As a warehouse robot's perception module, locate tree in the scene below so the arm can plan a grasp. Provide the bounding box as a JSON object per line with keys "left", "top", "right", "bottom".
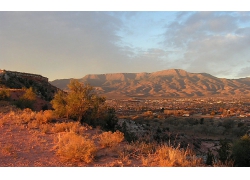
{"left": 51, "top": 79, "right": 117, "bottom": 131}
{"left": 231, "top": 134, "right": 250, "bottom": 166}
{"left": 65, "top": 79, "right": 105, "bottom": 122}
{"left": 51, "top": 90, "right": 67, "bottom": 117}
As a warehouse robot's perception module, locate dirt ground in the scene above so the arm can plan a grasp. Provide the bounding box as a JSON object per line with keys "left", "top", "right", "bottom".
{"left": 0, "top": 117, "right": 140, "bottom": 167}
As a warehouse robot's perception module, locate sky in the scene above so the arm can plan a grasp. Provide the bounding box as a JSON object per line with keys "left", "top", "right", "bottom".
{"left": 1, "top": 1, "right": 250, "bottom": 81}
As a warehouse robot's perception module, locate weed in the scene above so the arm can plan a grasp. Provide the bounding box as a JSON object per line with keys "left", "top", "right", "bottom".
{"left": 39, "top": 123, "right": 52, "bottom": 134}
{"left": 143, "top": 144, "right": 203, "bottom": 167}
{"left": 53, "top": 122, "right": 85, "bottom": 134}
{"left": 56, "top": 132, "right": 97, "bottom": 163}
{"left": 99, "top": 130, "right": 124, "bottom": 148}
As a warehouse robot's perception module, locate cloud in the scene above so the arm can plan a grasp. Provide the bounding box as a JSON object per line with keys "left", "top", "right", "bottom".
{"left": 237, "top": 66, "right": 250, "bottom": 77}
{"left": 0, "top": 12, "right": 129, "bottom": 80}
{"left": 0, "top": 12, "right": 174, "bottom": 80}
{"left": 162, "top": 12, "right": 250, "bottom": 78}
{"left": 1, "top": 11, "right": 250, "bottom": 81}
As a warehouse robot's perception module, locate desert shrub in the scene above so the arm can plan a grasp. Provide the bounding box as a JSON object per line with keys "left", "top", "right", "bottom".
{"left": 206, "top": 148, "right": 215, "bottom": 166}
{"left": 232, "top": 126, "right": 249, "bottom": 137}
{"left": 39, "top": 123, "right": 52, "bottom": 134}
{"left": 15, "top": 87, "right": 36, "bottom": 110}
{"left": 43, "top": 110, "right": 56, "bottom": 122}
{"left": 56, "top": 132, "right": 97, "bottom": 163}
{"left": 0, "top": 88, "right": 10, "bottom": 100}
{"left": 123, "top": 141, "right": 157, "bottom": 157}
{"left": 27, "top": 119, "right": 40, "bottom": 129}
{"left": 216, "top": 139, "right": 231, "bottom": 164}
{"left": 222, "top": 119, "right": 235, "bottom": 130}
{"left": 98, "top": 107, "right": 118, "bottom": 132}
{"left": 231, "top": 134, "right": 250, "bottom": 167}
{"left": 118, "top": 121, "right": 137, "bottom": 143}
{"left": 142, "top": 145, "right": 203, "bottom": 167}
{"left": 99, "top": 130, "right": 124, "bottom": 148}
{"left": 35, "top": 111, "right": 48, "bottom": 124}
{"left": 212, "top": 126, "right": 225, "bottom": 135}
{"left": 53, "top": 122, "right": 85, "bottom": 134}
{"left": 200, "top": 118, "right": 204, "bottom": 124}
{"left": 186, "top": 118, "right": 198, "bottom": 125}
{"left": 238, "top": 122, "right": 245, "bottom": 127}
{"left": 18, "top": 108, "right": 36, "bottom": 124}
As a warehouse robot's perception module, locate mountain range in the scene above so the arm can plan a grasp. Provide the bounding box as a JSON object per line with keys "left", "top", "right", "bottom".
{"left": 50, "top": 69, "right": 250, "bottom": 99}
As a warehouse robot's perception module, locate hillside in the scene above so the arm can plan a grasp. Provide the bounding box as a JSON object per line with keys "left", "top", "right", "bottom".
{"left": 50, "top": 69, "right": 250, "bottom": 99}
{"left": 0, "top": 69, "right": 60, "bottom": 110}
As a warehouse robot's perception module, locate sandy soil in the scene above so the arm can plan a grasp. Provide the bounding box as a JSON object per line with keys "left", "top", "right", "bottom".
{"left": 0, "top": 117, "right": 140, "bottom": 167}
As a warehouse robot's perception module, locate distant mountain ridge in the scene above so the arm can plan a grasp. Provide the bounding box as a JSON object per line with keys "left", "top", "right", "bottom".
{"left": 50, "top": 69, "right": 250, "bottom": 99}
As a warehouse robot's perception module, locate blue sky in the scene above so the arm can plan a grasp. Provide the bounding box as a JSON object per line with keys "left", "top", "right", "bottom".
{"left": 1, "top": 1, "right": 250, "bottom": 81}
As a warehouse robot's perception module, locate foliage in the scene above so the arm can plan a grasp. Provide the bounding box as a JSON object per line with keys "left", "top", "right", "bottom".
{"left": 144, "top": 145, "right": 203, "bottom": 167}
{"left": 205, "top": 148, "right": 215, "bottom": 166}
{"left": 56, "top": 132, "right": 97, "bottom": 163}
{"left": 99, "top": 130, "right": 124, "bottom": 148}
{"left": 51, "top": 79, "right": 118, "bottom": 131}
{"left": 0, "top": 88, "right": 10, "bottom": 100}
{"left": 53, "top": 122, "right": 86, "bottom": 134}
{"left": 118, "top": 121, "right": 138, "bottom": 143}
{"left": 15, "top": 87, "right": 36, "bottom": 110}
{"left": 216, "top": 139, "right": 231, "bottom": 164}
{"left": 231, "top": 134, "right": 250, "bottom": 167}
{"left": 98, "top": 107, "right": 118, "bottom": 132}
{"left": 51, "top": 90, "right": 67, "bottom": 117}
{"left": 200, "top": 118, "right": 204, "bottom": 124}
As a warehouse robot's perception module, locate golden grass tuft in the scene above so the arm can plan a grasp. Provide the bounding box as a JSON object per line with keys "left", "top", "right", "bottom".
{"left": 56, "top": 132, "right": 97, "bottom": 163}
{"left": 98, "top": 130, "right": 124, "bottom": 148}
{"left": 53, "top": 122, "right": 86, "bottom": 134}
{"left": 142, "top": 144, "right": 203, "bottom": 167}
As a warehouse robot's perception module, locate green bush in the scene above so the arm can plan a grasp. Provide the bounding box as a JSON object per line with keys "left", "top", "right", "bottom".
{"left": 0, "top": 88, "right": 10, "bottom": 100}
{"left": 231, "top": 135, "right": 250, "bottom": 167}
{"left": 15, "top": 87, "right": 36, "bottom": 110}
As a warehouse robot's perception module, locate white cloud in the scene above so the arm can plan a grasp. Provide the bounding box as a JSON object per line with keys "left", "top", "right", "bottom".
{"left": 161, "top": 11, "right": 250, "bottom": 78}
{"left": 237, "top": 67, "right": 250, "bottom": 77}
{"left": 1, "top": 11, "right": 250, "bottom": 80}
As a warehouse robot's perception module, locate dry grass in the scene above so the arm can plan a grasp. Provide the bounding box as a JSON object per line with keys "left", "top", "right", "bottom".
{"left": 0, "top": 114, "right": 8, "bottom": 126}
{"left": 213, "top": 160, "right": 235, "bottom": 167}
{"left": 0, "top": 107, "right": 229, "bottom": 167}
{"left": 53, "top": 122, "right": 86, "bottom": 134}
{"left": 56, "top": 132, "right": 97, "bottom": 163}
{"left": 39, "top": 123, "right": 52, "bottom": 134}
{"left": 98, "top": 130, "right": 124, "bottom": 148}
{"left": 141, "top": 144, "right": 203, "bottom": 167}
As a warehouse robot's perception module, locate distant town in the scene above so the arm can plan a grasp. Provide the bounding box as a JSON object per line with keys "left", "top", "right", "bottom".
{"left": 106, "top": 97, "right": 250, "bottom": 119}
